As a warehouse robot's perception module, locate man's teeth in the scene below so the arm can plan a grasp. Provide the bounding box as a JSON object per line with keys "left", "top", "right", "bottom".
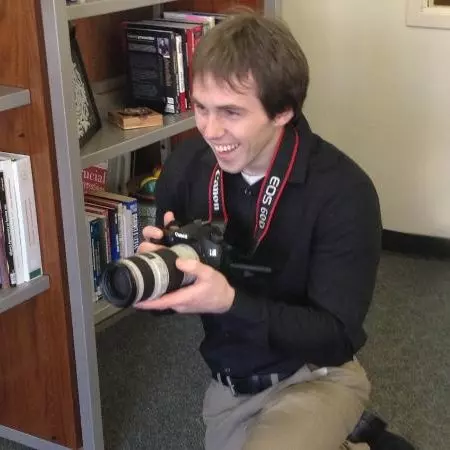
{"left": 214, "top": 144, "right": 239, "bottom": 153}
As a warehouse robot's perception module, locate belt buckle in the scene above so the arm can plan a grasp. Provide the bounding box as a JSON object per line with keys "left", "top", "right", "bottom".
{"left": 217, "top": 373, "right": 237, "bottom": 396}
{"left": 225, "top": 375, "right": 237, "bottom": 396}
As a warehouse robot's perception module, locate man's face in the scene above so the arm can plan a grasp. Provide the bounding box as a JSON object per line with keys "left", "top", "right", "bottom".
{"left": 192, "top": 73, "right": 292, "bottom": 175}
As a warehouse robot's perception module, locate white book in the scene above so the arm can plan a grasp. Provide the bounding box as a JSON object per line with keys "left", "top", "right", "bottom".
{"left": 0, "top": 153, "right": 42, "bottom": 282}
{"left": 162, "top": 11, "right": 215, "bottom": 32}
{"left": 0, "top": 158, "right": 24, "bottom": 284}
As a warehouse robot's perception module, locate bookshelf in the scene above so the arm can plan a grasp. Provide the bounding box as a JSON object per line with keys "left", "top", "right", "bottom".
{"left": 67, "top": 0, "right": 177, "bottom": 20}
{"left": 0, "top": 276, "right": 50, "bottom": 315}
{"left": 0, "top": 86, "right": 30, "bottom": 112}
{"left": 32, "top": 0, "right": 275, "bottom": 449}
{"left": 0, "top": 84, "right": 49, "bottom": 317}
{"left": 81, "top": 111, "right": 195, "bottom": 168}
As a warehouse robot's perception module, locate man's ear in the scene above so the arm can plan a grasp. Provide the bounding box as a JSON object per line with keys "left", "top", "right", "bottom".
{"left": 274, "top": 108, "right": 294, "bottom": 127}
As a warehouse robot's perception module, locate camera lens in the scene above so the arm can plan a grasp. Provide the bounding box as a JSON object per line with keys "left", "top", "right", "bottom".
{"left": 100, "top": 244, "right": 199, "bottom": 308}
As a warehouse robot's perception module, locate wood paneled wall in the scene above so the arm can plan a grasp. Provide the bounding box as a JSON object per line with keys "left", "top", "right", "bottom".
{"left": 0, "top": 0, "right": 80, "bottom": 447}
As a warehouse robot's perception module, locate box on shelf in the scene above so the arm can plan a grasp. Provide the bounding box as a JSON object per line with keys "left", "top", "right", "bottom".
{"left": 108, "top": 107, "right": 163, "bottom": 130}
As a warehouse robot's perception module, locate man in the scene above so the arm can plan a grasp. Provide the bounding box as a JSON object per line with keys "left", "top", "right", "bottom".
{"left": 136, "top": 11, "right": 411, "bottom": 450}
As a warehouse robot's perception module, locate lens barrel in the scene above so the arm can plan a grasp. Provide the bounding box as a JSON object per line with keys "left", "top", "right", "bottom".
{"left": 100, "top": 244, "right": 199, "bottom": 308}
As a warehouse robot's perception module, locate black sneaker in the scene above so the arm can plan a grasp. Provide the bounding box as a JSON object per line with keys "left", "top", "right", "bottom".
{"left": 347, "top": 411, "right": 415, "bottom": 449}
{"left": 347, "top": 410, "right": 387, "bottom": 444}
{"left": 370, "top": 430, "right": 416, "bottom": 450}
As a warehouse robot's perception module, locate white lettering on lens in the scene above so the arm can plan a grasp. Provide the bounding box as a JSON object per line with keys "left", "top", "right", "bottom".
{"left": 259, "top": 176, "right": 281, "bottom": 229}
{"left": 174, "top": 231, "right": 188, "bottom": 239}
{"left": 212, "top": 169, "right": 221, "bottom": 212}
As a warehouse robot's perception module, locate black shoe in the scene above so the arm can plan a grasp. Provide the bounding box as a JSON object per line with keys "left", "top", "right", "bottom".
{"left": 347, "top": 410, "right": 387, "bottom": 444}
{"left": 370, "top": 430, "right": 416, "bottom": 450}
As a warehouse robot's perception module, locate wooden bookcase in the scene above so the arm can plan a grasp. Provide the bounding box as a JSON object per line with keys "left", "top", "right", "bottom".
{"left": 0, "top": 0, "right": 271, "bottom": 449}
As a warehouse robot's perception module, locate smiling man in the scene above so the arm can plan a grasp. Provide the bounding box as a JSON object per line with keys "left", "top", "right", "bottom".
{"left": 135, "top": 10, "right": 400, "bottom": 450}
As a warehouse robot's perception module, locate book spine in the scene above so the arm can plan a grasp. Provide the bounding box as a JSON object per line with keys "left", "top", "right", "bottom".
{"left": 0, "top": 161, "right": 23, "bottom": 285}
{"left": 86, "top": 217, "right": 98, "bottom": 300}
{"left": 175, "top": 34, "right": 187, "bottom": 112}
{"left": 12, "top": 156, "right": 43, "bottom": 281}
{"left": 125, "top": 31, "right": 166, "bottom": 112}
{"left": 161, "top": 32, "right": 180, "bottom": 114}
{"left": 0, "top": 172, "right": 12, "bottom": 288}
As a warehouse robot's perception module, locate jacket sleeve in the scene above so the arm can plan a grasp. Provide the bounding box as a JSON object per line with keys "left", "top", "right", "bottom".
{"left": 223, "top": 179, "right": 382, "bottom": 364}
{"left": 154, "top": 138, "right": 201, "bottom": 228}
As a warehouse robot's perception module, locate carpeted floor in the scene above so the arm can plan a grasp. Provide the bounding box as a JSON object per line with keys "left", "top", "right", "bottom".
{"left": 1, "top": 251, "right": 449, "bottom": 449}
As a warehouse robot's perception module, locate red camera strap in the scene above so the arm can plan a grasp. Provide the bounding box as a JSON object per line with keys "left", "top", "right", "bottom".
{"left": 208, "top": 125, "right": 299, "bottom": 254}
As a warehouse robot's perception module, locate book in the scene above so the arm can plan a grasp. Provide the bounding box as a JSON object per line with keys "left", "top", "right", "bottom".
{"left": 82, "top": 162, "right": 108, "bottom": 193}
{"left": 0, "top": 153, "right": 42, "bottom": 283}
{"left": 86, "top": 191, "right": 139, "bottom": 253}
{"left": 0, "top": 199, "right": 10, "bottom": 288}
{"left": 124, "top": 27, "right": 169, "bottom": 114}
{"left": 0, "top": 158, "right": 24, "bottom": 284}
{"left": 0, "top": 172, "right": 15, "bottom": 287}
{"left": 162, "top": 11, "right": 215, "bottom": 33}
{"left": 86, "top": 214, "right": 102, "bottom": 300}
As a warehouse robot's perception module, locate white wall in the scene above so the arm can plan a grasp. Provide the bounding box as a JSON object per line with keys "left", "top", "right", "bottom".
{"left": 281, "top": 0, "right": 450, "bottom": 238}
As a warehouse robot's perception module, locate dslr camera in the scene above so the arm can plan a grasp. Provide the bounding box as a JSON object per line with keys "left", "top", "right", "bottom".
{"left": 100, "top": 219, "right": 240, "bottom": 308}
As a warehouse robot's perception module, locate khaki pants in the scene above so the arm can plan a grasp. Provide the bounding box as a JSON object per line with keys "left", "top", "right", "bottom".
{"left": 202, "top": 359, "right": 371, "bottom": 450}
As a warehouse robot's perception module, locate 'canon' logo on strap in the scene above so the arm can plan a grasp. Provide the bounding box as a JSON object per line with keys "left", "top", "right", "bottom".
{"left": 212, "top": 168, "right": 221, "bottom": 212}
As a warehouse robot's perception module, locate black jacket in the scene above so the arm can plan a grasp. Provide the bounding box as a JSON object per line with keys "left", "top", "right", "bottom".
{"left": 155, "top": 115, "right": 382, "bottom": 377}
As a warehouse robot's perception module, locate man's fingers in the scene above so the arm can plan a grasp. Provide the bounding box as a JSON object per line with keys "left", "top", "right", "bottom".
{"left": 142, "top": 225, "right": 163, "bottom": 241}
{"left": 176, "top": 258, "right": 212, "bottom": 279}
{"left": 164, "top": 211, "right": 176, "bottom": 227}
{"left": 135, "top": 284, "right": 198, "bottom": 310}
{"left": 137, "top": 241, "right": 163, "bottom": 254}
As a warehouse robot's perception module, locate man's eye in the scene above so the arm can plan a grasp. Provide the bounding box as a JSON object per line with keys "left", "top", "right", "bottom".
{"left": 225, "top": 109, "right": 240, "bottom": 117}
{"left": 194, "top": 104, "right": 207, "bottom": 114}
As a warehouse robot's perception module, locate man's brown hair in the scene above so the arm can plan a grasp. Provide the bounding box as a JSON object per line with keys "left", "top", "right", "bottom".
{"left": 192, "top": 10, "right": 309, "bottom": 123}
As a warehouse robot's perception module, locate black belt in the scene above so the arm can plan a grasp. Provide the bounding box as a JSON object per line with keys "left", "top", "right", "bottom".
{"left": 214, "top": 372, "right": 293, "bottom": 396}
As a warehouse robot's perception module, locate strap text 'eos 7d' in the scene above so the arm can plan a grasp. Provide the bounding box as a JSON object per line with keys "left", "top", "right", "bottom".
{"left": 208, "top": 125, "right": 299, "bottom": 254}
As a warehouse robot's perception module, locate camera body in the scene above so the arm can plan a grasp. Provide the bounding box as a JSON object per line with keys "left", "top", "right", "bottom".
{"left": 161, "top": 219, "right": 228, "bottom": 271}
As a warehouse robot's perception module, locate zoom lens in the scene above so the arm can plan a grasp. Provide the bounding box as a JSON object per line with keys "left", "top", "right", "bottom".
{"left": 100, "top": 244, "right": 199, "bottom": 308}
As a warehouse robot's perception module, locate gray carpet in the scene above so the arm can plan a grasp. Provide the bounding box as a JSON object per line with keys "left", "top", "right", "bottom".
{"left": 1, "top": 251, "right": 449, "bottom": 449}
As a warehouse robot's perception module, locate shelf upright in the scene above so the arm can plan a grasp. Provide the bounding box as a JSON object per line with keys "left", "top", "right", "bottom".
{"left": 39, "top": 0, "right": 105, "bottom": 448}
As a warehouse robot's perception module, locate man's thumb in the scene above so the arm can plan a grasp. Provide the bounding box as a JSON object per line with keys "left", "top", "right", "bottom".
{"left": 175, "top": 258, "right": 198, "bottom": 273}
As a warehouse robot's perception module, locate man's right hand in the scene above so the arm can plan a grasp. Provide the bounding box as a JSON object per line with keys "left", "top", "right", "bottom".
{"left": 137, "top": 211, "right": 176, "bottom": 254}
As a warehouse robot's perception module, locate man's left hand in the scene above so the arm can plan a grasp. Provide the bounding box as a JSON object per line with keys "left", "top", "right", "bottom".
{"left": 134, "top": 258, "right": 235, "bottom": 314}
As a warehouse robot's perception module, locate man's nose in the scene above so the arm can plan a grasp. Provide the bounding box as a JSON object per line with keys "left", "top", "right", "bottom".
{"left": 203, "top": 115, "right": 225, "bottom": 140}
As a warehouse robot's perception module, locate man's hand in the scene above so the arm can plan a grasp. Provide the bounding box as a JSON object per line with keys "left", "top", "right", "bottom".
{"left": 137, "top": 211, "right": 175, "bottom": 254}
{"left": 134, "top": 250, "right": 236, "bottom": 314}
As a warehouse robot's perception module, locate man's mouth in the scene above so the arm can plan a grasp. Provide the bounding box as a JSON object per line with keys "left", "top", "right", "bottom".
{"left": 212, "top": 144, "right": 240, "bottom": 154}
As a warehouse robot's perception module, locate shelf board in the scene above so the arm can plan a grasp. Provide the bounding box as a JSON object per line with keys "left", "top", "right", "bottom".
{"left": 0, "top": 86, "right": 30, "bottom": 113}
{"left": 0, "top": 276, "right": 50, "bottom": 315}
{"left": 81, "top": 111, "right": 195, "bottom": 168}
{"left": 67, "top": 0, "right": 177, "bottom": 20}
{"left": 94, "top": 297, "right": 134, "bottom": 326}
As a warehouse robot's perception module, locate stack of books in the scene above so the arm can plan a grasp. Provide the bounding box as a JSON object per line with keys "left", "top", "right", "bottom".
{"left": 84, "top": 190, "right": 138, "bottom": 301}
{"left": 0, "top": 152, "right": 43, "bottom": 289}
{"left": 123, "top": 11, "right": 228, "bottom": 114}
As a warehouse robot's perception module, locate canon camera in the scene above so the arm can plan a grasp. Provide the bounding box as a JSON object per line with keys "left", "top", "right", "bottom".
{"left": 99, "top": 220, "right": 233, "bottom": 308}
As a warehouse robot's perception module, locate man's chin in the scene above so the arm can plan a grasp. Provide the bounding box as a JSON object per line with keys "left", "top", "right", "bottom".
{"left": 215, "top": 161, "right": 243, "bottom": 174}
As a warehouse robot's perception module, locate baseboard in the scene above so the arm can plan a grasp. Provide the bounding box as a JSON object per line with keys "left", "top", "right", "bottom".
{"left": 382, "top": 230, "right": 450, "bottom": 259}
